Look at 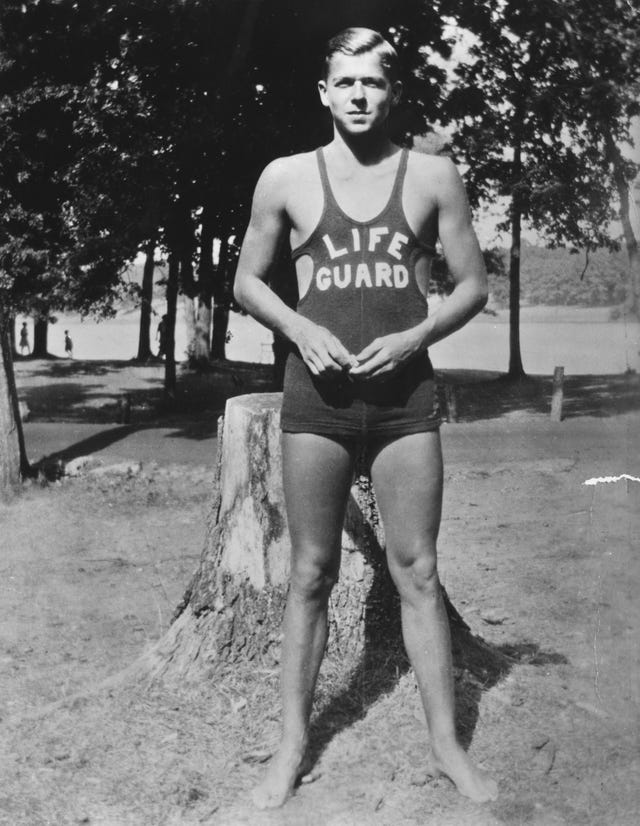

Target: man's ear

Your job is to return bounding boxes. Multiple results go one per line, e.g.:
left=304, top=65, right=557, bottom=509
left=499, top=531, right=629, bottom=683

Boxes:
left=318, top=79, right=330, bottom=108
left=391, top=80, right=403, bottom=106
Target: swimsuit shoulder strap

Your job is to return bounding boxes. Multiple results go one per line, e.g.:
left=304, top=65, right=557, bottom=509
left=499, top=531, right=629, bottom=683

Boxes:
left=388, top=147, right=409, bottom=205
left=316, top=147, right=338, bottom=210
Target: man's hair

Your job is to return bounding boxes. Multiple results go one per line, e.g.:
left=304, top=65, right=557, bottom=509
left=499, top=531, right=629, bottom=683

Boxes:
left=322, top=27, right=399, bottom=82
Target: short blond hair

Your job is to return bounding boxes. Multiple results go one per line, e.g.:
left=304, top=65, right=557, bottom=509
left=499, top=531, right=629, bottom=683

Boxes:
left=322, top=27, right=399, bottom=82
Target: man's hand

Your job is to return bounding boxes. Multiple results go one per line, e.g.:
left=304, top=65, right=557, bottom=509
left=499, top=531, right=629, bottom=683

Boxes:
left=293, top=317, right=357, bottom=378
left=349, top=329, right=421, bottom=380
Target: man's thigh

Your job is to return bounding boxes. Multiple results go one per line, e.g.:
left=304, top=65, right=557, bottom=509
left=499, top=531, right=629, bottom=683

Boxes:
left=369, top=431, right=444, bottom=557
left=282, top=433, right=356, bottom=563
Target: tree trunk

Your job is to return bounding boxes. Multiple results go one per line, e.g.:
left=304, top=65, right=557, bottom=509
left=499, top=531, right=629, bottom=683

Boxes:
left=136, top=242, right=155, bottom=362
left=194, top=205, right=216, bottom=364
left=0, top=319, right=28, bottom=496
left=211, top=301, right=229, bottom=361
left=508, top=139, right=526, bottom=378
left=10, top=316, right=18, bottom=359
left=163, top=252, right=179, bottom=399
left=608, top=139, right=640, bottom=319
left=32, top=317, right=49, bottom=359
left=140, top=394, right=512, bottom=688
left=194, top=297, right=213, bottom=363
left=183, top=294, right=198, bottom=362
left=211, top=234, right=231, bottom=362
left=560, top=18, right=640, bottom=318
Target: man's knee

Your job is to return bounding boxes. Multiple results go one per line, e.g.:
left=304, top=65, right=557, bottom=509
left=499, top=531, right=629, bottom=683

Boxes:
left=289, top=554, right=339, bottom=601
left=388, top=544, right=440, bottom=601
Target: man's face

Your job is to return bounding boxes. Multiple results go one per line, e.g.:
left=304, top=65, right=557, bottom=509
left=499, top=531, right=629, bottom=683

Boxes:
left=318, top=51, right=401, bottom=136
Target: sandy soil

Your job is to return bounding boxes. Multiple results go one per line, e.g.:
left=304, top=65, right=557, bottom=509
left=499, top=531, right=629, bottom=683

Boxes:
left=1, top=363, right=639, bottom=825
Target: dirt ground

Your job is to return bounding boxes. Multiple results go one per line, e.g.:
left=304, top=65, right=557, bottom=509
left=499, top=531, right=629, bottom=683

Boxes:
left=1, top=360, right=639, bottom=825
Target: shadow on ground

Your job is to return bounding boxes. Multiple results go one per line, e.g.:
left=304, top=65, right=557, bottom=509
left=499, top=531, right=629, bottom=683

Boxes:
left=17, top=359, right=640, bottom=428
left=16, top=359, right=275, bottom=428
left=305, top=487, right=568, bottom=772
left=437, top=370, right=640, bottom=421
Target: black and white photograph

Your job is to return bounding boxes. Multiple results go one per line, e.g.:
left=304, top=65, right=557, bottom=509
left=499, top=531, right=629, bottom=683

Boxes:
left=1, top=2, right=639, bottom=824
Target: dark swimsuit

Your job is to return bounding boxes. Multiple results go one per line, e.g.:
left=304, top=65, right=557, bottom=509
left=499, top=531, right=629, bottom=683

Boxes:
left=281, top=147, right=441, bottom=440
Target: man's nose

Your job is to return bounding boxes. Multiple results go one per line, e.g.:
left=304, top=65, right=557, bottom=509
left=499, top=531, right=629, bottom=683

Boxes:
left=352, top=81, right=366, bottom=99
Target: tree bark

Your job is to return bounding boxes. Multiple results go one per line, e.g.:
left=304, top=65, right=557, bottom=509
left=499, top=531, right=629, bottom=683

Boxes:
left=0, top=319, right=28, bottom=496
left=211, top=234, right=231, bottom=361
left=508, top=137, right=526, bottom=378
left=135, top=242, right=155, bottom=362
left=194, top=297, right=213, bottom=363
left=211, top=301, right=229, bottom=361
left=32, top=317, right=49, bottom=359
left=607, top=139, right=640, bottom=319
left=10, top=316, right=18, bottom=359
left=183, top=294, right=198, bottom=362
left=163, top=252, right=179, bottom=399
left=140, top=393, right=512, bottom=688
left=193, top=205, right=216, bottom=364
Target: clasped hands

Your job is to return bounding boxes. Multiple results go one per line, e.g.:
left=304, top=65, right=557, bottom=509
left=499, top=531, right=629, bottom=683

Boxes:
left=294, top=318, right=422, bottom=381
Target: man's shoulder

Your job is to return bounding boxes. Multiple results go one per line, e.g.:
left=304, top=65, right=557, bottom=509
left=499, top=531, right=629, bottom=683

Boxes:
left=254, top=152, right=319, bottom=212
left=406, top=150, right=459, bottom=184
left=405, top=151, right=466, bottom=208
left=259, top=151, right=318, bottom=186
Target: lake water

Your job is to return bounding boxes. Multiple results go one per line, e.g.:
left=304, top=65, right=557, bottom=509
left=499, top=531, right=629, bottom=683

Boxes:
left=15, top=301, right=640, bottom=376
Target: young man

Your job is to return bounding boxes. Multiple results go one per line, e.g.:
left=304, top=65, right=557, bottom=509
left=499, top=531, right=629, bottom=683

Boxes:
left=234, top=27, right=498, bottom=808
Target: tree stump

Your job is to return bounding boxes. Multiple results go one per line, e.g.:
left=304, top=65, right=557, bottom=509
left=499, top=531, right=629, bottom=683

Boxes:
left=143, top=393, right=513, bottom=691
left=144, top=393, right=398, bottom=683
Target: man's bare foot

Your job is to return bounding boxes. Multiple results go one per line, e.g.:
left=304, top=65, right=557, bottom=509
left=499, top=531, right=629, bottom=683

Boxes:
left=431, top=743, right=498, bottom=803
left=250, top=743, right=309, bottom=810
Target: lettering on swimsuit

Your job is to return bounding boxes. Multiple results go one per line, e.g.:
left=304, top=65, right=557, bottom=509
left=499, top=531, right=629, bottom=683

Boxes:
left=318, top=226, right=410, bottom=291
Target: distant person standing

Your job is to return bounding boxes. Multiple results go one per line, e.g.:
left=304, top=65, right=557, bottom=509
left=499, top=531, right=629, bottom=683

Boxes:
left=156, top=314, right=168, bottom=359
left=64, top=330, right=73, bottom=358
left=19, top=322, right=30, bottom=356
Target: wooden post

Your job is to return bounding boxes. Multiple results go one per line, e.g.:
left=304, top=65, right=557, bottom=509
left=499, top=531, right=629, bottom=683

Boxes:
left=444, top=384, right=459, bottom=423
left=550, top=366, right=564, bottom=421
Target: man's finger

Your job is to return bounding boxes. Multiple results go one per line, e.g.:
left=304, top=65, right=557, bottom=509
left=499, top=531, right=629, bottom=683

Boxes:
left=327, top=338, right=357, bottom=369
left=349, top=352, right=386, bottom=376
left=317, top=348, right=346, bottom=372
left=353, top=339, right=382, bottom=364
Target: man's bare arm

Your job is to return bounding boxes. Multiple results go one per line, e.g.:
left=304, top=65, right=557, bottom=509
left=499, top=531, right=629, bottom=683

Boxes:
left=421, top=157, right=488, bottom=345
left=350, top=158, right=487, bottom=378
left=234, top=160, right=355, bottom=376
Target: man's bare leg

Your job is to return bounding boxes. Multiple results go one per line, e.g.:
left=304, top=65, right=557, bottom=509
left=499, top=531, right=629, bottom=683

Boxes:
left=251, top=432, right=355, bottom=809
left=370, top=431, right=498, bottom=803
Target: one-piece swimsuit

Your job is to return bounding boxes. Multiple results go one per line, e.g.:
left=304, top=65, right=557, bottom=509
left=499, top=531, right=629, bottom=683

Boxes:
left=281, top=146, right=441, bottom=439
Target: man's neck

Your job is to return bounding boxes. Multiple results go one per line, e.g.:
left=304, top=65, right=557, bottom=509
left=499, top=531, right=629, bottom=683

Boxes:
left=328, top=128, right=397, bottom=168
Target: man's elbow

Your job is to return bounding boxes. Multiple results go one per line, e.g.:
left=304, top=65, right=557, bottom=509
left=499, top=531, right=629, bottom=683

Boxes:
left=475, top=285, right=489, bottom=311
left=233, top=278, right=247, bottom=311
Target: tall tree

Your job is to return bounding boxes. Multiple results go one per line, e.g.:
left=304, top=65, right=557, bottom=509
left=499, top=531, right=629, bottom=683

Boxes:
left=0, top=317, right=27, bottom=494
left=134, top=243, right=157, bottom=362
left=446, top=0, right=639, bottom=376
left=555, top=0, right=640, bottom=318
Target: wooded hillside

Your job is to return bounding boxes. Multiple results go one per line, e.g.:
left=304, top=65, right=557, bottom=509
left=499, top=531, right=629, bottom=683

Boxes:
left=487, top=244, right=630, bottom=308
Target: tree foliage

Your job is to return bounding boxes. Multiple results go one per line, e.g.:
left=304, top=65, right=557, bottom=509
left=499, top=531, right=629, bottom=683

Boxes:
left=0, top=0, right=638, bottom=369
left=440, top=0, right=640, bottom=374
